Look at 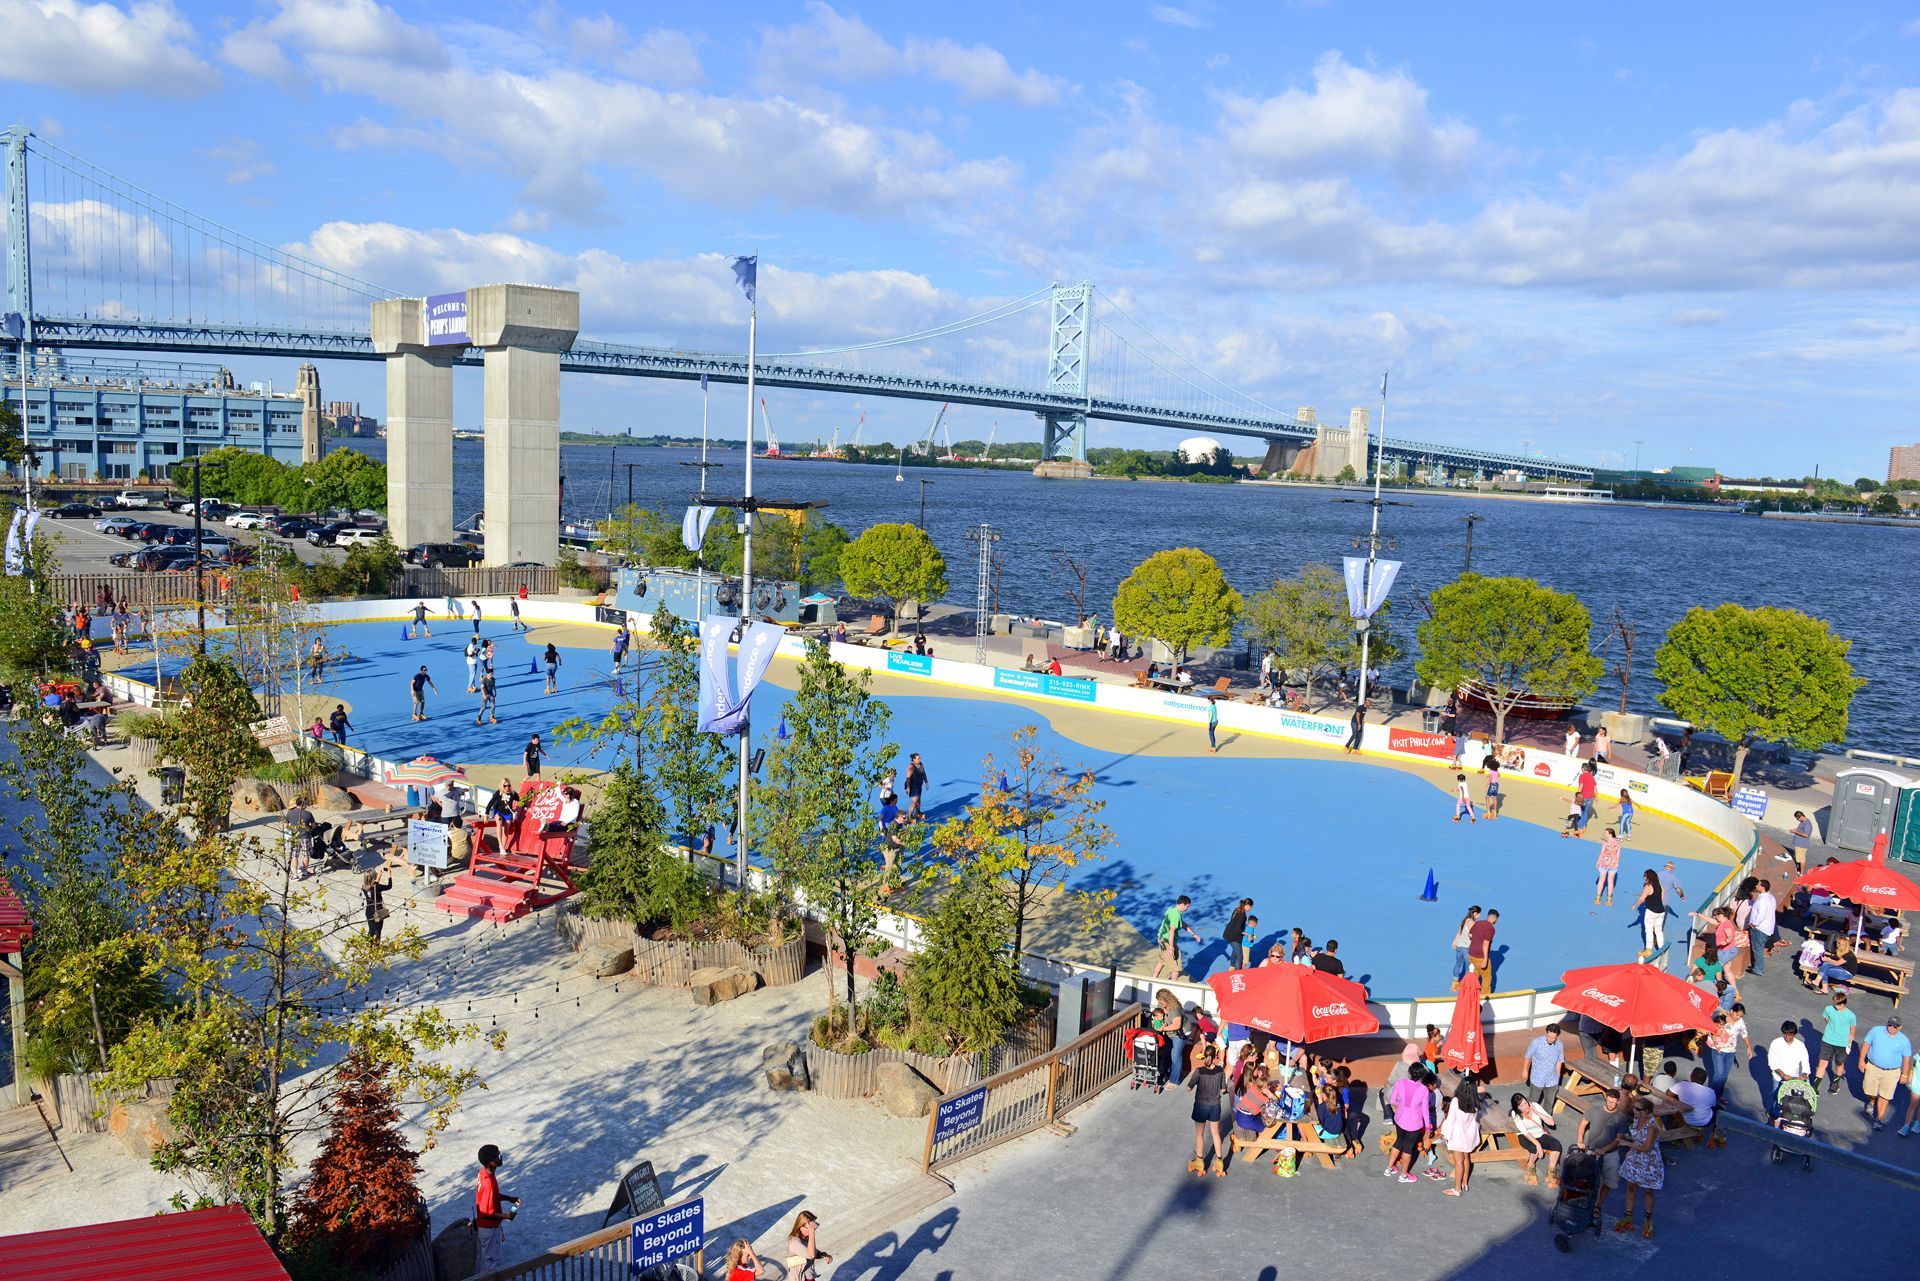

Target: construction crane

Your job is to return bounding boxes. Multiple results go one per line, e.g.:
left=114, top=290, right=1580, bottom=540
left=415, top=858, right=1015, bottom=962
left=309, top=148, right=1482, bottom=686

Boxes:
left=850, top=411, right=865, bottom=449
left=758, top=397, right=782, bottom=458
left=919, top=403, right=950, bottom=457
left=982, top=423, right=996, bottom=462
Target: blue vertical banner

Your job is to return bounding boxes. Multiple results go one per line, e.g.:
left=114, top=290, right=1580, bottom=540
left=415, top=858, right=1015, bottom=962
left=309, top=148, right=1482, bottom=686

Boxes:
left=696, top=615, right=738, bottom=733
left=1342, top=557, right=1367, bottom=619
left=681, top=504, right=716, bottom=552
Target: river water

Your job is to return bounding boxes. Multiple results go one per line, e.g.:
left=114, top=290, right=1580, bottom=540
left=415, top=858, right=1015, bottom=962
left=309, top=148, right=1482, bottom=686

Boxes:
left=349, top=439, right=1919, bottom=757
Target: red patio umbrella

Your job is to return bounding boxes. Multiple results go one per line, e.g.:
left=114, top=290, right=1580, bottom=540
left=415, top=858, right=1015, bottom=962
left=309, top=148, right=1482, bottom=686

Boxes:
left=1207, top=966, right=1379, bottom=1044
left=1551, top=962, right=1716, bottom=1038
left=1439, top=968, right=1488, bottom=1072
left=1796, top=858, right=1920, bottom=912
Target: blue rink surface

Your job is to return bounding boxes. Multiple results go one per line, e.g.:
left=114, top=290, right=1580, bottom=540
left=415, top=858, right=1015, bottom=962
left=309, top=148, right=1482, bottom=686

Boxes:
left=165, top=619, right=1727, bottom=998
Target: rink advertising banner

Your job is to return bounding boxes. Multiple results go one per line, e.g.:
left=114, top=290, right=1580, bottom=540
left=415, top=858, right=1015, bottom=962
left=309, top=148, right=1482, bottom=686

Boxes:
left=697, top=616, right=738, bottom=733
left=887, top=651, right=933, bottom=676
left=423, top=292, right=468, bottom=346
left=1387, top=727, right=1457, bottom=760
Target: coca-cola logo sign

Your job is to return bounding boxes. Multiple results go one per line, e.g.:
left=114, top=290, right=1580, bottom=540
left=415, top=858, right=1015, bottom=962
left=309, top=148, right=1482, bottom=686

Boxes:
left=1311, top=1002, right=1351, bottom=1019
left=1859, top=884, right=1896, bottom=897
left=1581, top=987, right=1625, bottom=1007
left=1534, top=762, right=1553, bottom=777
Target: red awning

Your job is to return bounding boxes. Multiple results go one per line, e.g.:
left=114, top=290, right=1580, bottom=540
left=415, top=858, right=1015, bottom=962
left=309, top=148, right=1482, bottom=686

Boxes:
left=0, top=1205, right=289, bottom=1281
left=0, top=875, right=31, bottom=951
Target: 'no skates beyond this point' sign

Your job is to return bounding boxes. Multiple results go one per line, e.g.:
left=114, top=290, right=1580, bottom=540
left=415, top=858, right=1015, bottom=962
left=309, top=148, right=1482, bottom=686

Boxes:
left=630, top=1198, right=703, bottom=1274
left=931, top=1085, right=988, bottom=1146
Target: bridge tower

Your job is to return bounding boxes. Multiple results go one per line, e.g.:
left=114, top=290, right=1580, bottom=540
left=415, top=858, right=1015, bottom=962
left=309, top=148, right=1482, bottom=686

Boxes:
left=1037, top=281, right=1092, bottom=476
left=371, top=298, right=457, bottom=549
left=4, top=125, right=31, bottom=341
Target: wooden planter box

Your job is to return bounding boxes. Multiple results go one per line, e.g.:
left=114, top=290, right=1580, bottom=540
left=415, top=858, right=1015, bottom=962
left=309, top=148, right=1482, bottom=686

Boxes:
left=803, top=1044, right=983, bottom=1100
left=555, top=910, right=806, bottom=989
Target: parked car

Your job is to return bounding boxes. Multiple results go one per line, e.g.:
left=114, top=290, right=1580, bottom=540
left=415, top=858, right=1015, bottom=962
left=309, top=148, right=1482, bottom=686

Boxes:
left=164, top=495, right=196, bottom=514
left=93, top=515, right=140, bottom=534
left=305, top=521, right=350, bottom=547
left=403, top=541, right=482, bottom=568
left=121, top=520, right=166, bottom=541
left=108, top=490, right=153, bottom=510
left=45, top=502, right=100, bottom=519
left=135, top=546, right=197, bottom=572
left=158, top=527, right=236, bottom=550
left=333, top=526, right=384, bottom=547
left=267, top=514, right=314, bottom=537
left=226, top=510, right=270, bottom=530
left=107, top=548, right=142, bottom=568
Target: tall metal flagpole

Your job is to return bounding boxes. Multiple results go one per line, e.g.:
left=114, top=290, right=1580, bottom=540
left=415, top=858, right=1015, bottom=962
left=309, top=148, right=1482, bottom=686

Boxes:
left=1355, top=372, right=1389, bottom=709
left=697, top=373, right=709, bottom=604
left=737, top=274, right=757, bottom=885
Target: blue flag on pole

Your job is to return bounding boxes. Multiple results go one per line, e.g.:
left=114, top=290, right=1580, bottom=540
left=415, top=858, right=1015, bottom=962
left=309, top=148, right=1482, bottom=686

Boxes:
left=730, top=255, right=757, bottom=305
left=699, top=373, right=708, bottom=393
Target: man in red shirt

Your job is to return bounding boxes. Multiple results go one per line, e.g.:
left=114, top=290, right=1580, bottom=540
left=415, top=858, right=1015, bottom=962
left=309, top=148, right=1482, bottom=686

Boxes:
left=1468, top=909, right=1499, bottom=994
left=1576, top=764, right=1599, bottom=834
left=474, top=1144, right=520, bottom=1273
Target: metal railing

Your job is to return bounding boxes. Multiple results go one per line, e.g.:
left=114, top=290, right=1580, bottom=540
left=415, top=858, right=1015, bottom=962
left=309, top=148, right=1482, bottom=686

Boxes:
left=469, top=1198, right=703, bottom=1281
left=921, top=1002, right=1143, bottom=1173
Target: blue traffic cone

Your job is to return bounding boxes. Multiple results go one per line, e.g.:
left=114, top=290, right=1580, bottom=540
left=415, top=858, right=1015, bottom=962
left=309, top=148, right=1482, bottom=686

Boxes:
left=776, top=717, right=789, bottom=742
left=1420, top=869, right=1439, bottom=902
left=401, top=625, right=411, bottom=641
left=529, top=659, right=539, bottom=675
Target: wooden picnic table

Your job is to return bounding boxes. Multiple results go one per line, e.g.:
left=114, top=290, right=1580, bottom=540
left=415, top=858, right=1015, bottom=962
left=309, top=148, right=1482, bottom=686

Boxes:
left=1228, top=1112, right=1344, bottom=1173
left=1561, top=1054, right=1628, bottom=1098
left=1467, top=1100, right=1529, bottom=1166
left=1146, top=675, right=1198, bottom=693
left=1847, top=950, right=1911, bottom=1007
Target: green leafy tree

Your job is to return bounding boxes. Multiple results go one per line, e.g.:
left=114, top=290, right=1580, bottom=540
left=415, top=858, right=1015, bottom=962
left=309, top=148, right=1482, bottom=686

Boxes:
left=573, top=758, right=712, bottom=930
left=0, top=718, right=165, bottom=1075
left=1111, top=548, right=1242, bottom=664
left=1651, top=603, right=1864, bottom=785
left=301, top=447, right=387, bottom=512
left=839, top=522, right=949, bottom=634
left=1414, top=575, right=1603, bottom=744
left=755, top=640, right=898, bottom=1010
left=646, top=608, right=735, bottom=857
left=0, top=529, right=73, bottom=685
left=928, top=726, right=1114, bottom=969
left=1243, top=563, right=1400, bottom=706
left=1871, top=490, right=1902, bottom=515
left=599, top=504, right=697, bottom=568
left=905, top=873, right=1026, bottom=1054
left=155, top=656, right=268, bottom=838
left=0, top=400, right=22, bottom=470
left=1854, top=477, right=1881, bottom=493
left=1336, top=464, right=1358, bottom=483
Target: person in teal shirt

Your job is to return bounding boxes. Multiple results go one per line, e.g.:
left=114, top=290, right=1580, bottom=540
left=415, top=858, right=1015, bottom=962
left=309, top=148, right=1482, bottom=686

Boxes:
left=1207, top=699, right=1219, bottom=754
left=1152, top=894, right=1203, bottom=982
left=1815, top=991, right=1856, bottom=1095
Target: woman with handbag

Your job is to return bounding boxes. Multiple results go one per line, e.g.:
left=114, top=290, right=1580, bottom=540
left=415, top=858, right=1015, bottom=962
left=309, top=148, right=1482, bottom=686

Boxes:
left=362, top=868, right=392, bottom=941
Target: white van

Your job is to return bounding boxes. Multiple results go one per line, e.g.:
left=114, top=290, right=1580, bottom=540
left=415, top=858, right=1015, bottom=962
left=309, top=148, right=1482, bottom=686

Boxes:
left=112, top=490, right=153, bottom=510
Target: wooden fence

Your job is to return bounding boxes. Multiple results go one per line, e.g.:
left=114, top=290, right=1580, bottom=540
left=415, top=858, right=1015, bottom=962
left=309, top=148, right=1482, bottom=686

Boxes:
left=47, top=1072, right=111, bottom=1134
left=921, top=1003, right=1143, bottom=1173
left=554, top=912, right=808, bottom=989
left=400, top=566, right=563, bottom=598
left=470, top=1198, right=703, bottom=1281
left=803, top=1044, right=983, bottom=1100
left=372, top=1233, right=436, bottom=1281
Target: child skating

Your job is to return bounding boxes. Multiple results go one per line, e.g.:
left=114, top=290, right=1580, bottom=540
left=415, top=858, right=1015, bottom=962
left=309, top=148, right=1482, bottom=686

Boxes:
left=1595, top=827, right=1621, bottom=904
left=1453, top=773, right=1477, bottom=823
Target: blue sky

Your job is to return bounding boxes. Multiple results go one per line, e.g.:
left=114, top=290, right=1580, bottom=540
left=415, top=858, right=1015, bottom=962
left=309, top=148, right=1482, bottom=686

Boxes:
left=6, top=1, right=1920, bottom=477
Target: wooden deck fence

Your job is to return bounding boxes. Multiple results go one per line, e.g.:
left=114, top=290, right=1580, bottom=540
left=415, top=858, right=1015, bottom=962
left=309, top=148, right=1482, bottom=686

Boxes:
left=47, top=1072, right=112, bottom=1134
left=398, top=566, right=563, bottom=598
left=371, top=1233, right=436, bottom=1281
left=470, top=1198, right=703, bottom=1281
left=921, top=1003, right=1143, bottom=1173
left=49, top=565, right=564, bottom=610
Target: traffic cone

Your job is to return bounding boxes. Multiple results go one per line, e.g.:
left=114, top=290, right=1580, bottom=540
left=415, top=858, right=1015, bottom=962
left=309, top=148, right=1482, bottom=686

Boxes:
left=1420, top=869, right=1438, bottom=902
left=401, top=625, right=411, bottom=641
left=529, top=659, right=539, bottom=675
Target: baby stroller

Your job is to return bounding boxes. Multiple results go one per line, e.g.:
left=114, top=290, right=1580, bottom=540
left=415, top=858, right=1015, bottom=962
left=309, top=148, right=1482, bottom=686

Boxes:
left=1771, top=1078, right=1817, bottom=1171
left=1129, top=1028, right=1166, bottom=1092
left=1548, top=1147, right=1601, bottom=1252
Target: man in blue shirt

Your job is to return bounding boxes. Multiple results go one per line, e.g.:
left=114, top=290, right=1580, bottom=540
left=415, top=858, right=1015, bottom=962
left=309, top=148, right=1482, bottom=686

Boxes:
left=1862, top=1016, right=1911, bottom=1131
left=1522, top=1023, right=1567, bottom=1105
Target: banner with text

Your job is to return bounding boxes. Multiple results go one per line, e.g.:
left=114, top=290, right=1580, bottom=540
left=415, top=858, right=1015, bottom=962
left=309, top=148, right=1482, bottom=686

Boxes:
left=1387, top=727, right=1457, bottom=761
left=424, top=292, right=469, bottom=346
left=629, top=1198, right=704, bottom=1274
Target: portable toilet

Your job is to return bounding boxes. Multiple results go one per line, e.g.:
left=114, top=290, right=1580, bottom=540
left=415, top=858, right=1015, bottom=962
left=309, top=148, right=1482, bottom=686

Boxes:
left=1830, top=767, right=1912, bottom=854
left=1889, top=781, right=1920, bottom=867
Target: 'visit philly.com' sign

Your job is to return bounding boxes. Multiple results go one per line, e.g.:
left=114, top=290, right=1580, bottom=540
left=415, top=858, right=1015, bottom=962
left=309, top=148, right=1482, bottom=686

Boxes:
left=424, top=292, right=468, bottom=346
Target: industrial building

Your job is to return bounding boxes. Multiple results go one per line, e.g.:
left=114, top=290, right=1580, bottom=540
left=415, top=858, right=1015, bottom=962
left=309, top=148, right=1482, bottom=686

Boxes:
left=0, top=354, right=320, bottom=480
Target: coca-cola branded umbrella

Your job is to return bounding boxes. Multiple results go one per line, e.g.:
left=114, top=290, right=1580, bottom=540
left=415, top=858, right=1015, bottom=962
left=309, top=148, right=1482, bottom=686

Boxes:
left=1552, top=963, right=1716, bottom=1038
left=1207, top=965, right=1379, bottom=1044
left=1799, top=856, right=1920, bottom=945
left=1439, top=968, right=1488, bottom=1073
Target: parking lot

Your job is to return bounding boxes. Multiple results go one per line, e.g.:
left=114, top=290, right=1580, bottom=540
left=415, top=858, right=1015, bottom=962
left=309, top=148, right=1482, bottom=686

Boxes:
left=41, top=506, right=353, bottom=575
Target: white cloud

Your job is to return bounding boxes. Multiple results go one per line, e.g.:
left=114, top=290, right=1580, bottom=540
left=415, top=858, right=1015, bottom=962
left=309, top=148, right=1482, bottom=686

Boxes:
left=1674, top=307, right=1726, bottom=326
left=756, top=3, right=1068, bottom=106
left=226, top=2, right=1020, bottom=222
left=1149, top=5, right=1210, bottom=28
left=1219, top=52, right=1477, bottom=188
left=0, top=0, right=215, bottom=95
left=201, top=138, right=275, bottom=186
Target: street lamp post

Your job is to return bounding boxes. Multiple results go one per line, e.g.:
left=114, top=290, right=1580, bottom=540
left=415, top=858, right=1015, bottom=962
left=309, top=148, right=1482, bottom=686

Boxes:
left=917, top=478, right=934, bottom=530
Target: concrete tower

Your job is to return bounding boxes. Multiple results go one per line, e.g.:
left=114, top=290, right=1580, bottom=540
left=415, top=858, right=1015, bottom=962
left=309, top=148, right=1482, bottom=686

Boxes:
left=296, top=362, right=322, bottom=464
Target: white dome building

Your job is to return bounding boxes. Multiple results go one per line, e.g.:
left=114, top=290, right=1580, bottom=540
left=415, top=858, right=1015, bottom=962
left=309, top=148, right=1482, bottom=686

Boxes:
left=1176, top=435, right=1225, bottom=465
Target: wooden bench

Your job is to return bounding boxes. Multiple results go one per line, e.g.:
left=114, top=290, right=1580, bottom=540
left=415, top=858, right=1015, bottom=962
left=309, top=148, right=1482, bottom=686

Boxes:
left=1468, top=1102, right=1529, bottom=1166
left=1549, top=1087, right=1592, bottom=1118
left=1845, top=971, right=1909, bottom=1007
left=1229, top=1113, right=1344, bottom=1172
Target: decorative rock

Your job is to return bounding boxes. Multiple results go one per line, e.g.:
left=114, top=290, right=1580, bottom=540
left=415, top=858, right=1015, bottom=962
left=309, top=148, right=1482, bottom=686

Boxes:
left=688, top=965, right=761, bottom=1006
left=108, top=1099, right=178, bottom=1161
left=578, top=942, right=635, bottom=977
left=874, top=1061, right=940, bottom=1118
left=310, top=784, right=357, bottom=812
left=230, top=778, right=284, bottom=815
left=762, top=1040, right=812, bottom=1092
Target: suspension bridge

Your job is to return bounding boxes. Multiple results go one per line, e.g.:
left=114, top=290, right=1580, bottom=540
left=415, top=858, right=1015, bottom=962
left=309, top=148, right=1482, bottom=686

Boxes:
left=2, top=126, right=1589, bottom=481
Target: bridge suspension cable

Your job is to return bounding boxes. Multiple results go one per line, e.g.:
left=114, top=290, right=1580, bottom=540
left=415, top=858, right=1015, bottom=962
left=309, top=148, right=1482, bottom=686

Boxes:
left=767, top=286, right=1052, bottom=359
